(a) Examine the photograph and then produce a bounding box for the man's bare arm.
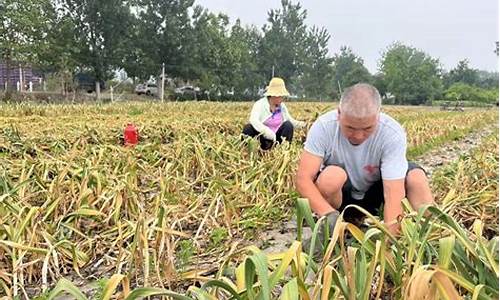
[382,179,405,234]
[295,150,335,217]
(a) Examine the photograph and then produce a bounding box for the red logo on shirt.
[364,165,379,174]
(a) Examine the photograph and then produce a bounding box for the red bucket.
[124,123,138,146]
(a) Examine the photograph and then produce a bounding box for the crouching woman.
[242,77,306,150]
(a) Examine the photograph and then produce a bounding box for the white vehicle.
[134,84,146,95]
[174,85,200,94]
[135,83,158,96]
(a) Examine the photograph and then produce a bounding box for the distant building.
[0,61,42,90]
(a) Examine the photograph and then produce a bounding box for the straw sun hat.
[264,77,290,97]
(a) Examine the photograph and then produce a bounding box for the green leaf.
[201,280,242,300]
[46,278,87,300]
[124,288,194,300]
[279,278,298,300]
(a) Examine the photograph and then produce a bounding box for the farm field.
[0,101,498,299]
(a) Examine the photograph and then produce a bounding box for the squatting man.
[295,83,434,237]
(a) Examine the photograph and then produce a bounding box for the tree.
[180,11,264,100]
[58,0,134,97]
[0,0,53,92]
[444,82,475,101]
[372,73,388,99]
[299,26,334,100]
[331,46,372,99]
[443,59,479,88]
[189,8,234,97]
[228,20,264,99]
[120,14,155,82]
[37,7,81,96]
[258,0,308,89]
[379,42,443,105]
[476,70,498,89]
[445,82,498,103]
[130,0,195,82]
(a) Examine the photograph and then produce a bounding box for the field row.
[24,130,500,299]
[0,102,497,298]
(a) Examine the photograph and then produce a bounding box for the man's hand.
[303,210,340,254]
[385,218,401,236]
[317,210,340,248]
[324,210,340,234]
[383,179,405,236]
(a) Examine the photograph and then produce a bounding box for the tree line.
[1,0,498,103]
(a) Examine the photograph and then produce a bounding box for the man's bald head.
[339,83,381,118]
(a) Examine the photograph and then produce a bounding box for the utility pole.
[272,65,275,78]
[160,63,165,102]
[95,81,101,100]
[19,65,23,92]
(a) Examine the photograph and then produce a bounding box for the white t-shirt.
[304,110,408,199]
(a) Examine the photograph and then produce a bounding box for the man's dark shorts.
[321,162,426,222]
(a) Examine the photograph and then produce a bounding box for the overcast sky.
[195,0,498,74]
